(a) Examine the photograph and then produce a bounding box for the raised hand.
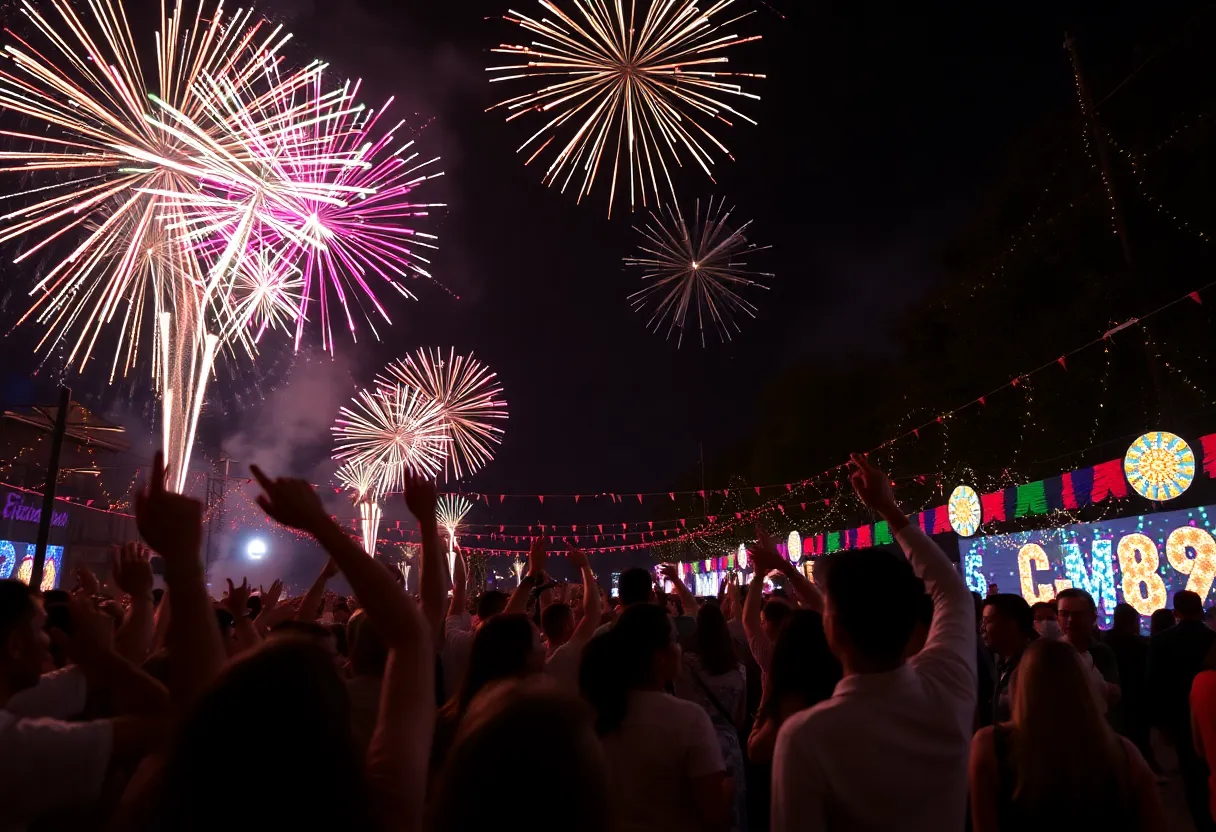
[848,452,899,515]
[250,465,329,534]
[260,578,284,617]
[658,562,680,583]
[747,525,785,576]
[74,566,101,597]
[111,542,154,599]
[567,543,590,571]
[52,595,116,665]
[135,452,202,560]
[221,578,251,618]
[527,536,548,578]
[403,472,438,527]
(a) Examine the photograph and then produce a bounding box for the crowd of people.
[1,451,1214,830]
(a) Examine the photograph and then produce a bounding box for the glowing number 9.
[1117,533,1169,616]
[1166,527,1216,606]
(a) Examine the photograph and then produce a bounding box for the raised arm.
[220,578,261,656]
[849,453,976,712]
[404,474,445,650]
[296,558,337,622]
[506,537,547,615]
[135,451,225,705]
[659,562,700,616]
[111,542,156,663]
[568,545,602,648]
[250,466,434,829]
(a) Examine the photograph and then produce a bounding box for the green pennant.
[1015,480,1048,517]
[874,520,892,545]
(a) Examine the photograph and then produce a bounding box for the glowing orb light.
[1124,431,1195,501]
[737,542,748,570]
[948,485,983,537]
[247,538,268,560]
[787,531,802,563]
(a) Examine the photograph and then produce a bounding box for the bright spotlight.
[247,538,268,560]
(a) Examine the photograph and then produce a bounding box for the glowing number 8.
[1117,533,1169,616]
[1166,527,1216,606]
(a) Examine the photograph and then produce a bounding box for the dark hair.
[1175,590,1204,619]
[446,613,536,716]
[541,602,574,642]
[245,594,262,619]
[983,594,1036,638]
[618,568,653,607]
[42,589,70,606]
[151,637,370,830]
[759,610,842,721]
[691,603,737,676]
[823,549,923,666]
[430,679,612,832]
[580,604,673,734]
[347,610,388,677]
[0,580,37,642]
[1112,603,1142,635]
[1030,602,1054,617]
[270,620,334,642]
[1056,588,1096,612]
[476,590,509,621]
[1150,608,1176,636]
[761,598,793,626]
[916,592,935,628]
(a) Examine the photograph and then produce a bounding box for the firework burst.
[332,383,450,489]
[437,494,473,540]
[381,348,508,481]
[487,0,764,216]
[625,196,771,347]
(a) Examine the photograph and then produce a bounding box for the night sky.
[2,0,1213,581]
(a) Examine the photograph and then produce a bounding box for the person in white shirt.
[771,453,977,832]
[543,546,602,691]
[0,581,168,831]
[582,603,731,832]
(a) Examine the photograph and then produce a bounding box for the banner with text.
[963,504,1215,629]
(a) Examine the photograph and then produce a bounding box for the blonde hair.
[1009,637,1126,807]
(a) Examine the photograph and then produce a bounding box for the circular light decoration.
[948,485,983,537]
[1124,431,1195,501]
[787,531,802,564]
[737,542,748,570]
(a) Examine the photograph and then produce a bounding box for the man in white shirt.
[542,546,602,691]
[771,453,976,832]
[0,581,168,831]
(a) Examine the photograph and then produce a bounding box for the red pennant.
[800,502,806,511]
[913,428,920,438]
[1190,291,1203,305]
[540,524,546,532]
[935,416,943,423]
[333,487,341,494]
[575,495,580,503]
[499,525,504,532]
[574,536,580,543]
[823,499,830,506]
[597,524,603,533]
[698,489,705,499]
[735,512,742,519]
[1056,356,1067,371]
[778,505,786,514]
[648,521,653,529]
[621,523,627,531]
[754,487,761,496]
[669,492,675,501]
[724,489,730,497]
[679,518,687,527]
[978,396,986,406]
[538,495,545,504]
[527,526,533,533]
[571,525,577,532]
[595,535,600,542]
[785,484,792,492]
[708,515,717,523]
[1011,377,1020,388]
[499,495,505,503]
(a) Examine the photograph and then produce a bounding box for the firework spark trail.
[625,196,772,347]
[437,493,473,584]
[381,348,508,481]
[487,0,764,216]
[332,382,450,491]
[337,458,386,555]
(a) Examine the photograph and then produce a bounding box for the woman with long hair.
[580,603,730,832]
[969,637,1165,831]
[747,610,841,763]
[675,603,748,832]
[431,613,543,775]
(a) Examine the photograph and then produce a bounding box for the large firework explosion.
[487,0,763,216]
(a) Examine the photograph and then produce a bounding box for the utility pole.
[204,456,231,572]
[31,386,70,590]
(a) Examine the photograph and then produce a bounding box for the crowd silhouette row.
[2,451,1213,831]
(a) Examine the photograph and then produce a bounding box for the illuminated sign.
[963,504,1216,628]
